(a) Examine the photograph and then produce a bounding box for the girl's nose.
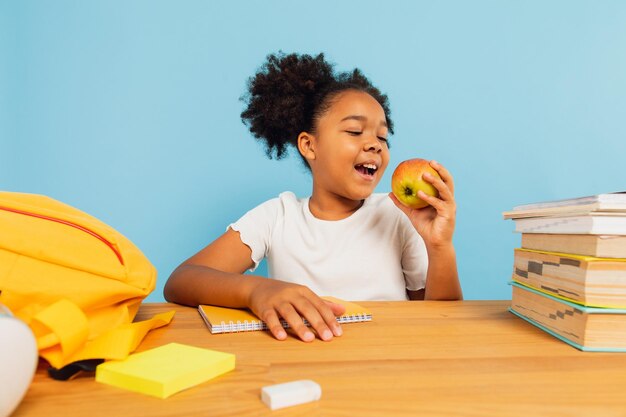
[364,135,382,152]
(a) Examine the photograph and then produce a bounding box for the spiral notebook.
[198,296,372,334]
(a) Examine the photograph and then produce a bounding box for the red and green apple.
[391,158,440,209]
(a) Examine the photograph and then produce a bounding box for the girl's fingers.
[319,300,345,337]
[293,298,339,341]
[275,302,316,342]
[429,160,455,195]
[260,309,288,341]
[423,172,453,202]
[417,190,446,212]
[250,281,341,342]
[323,299,347,316]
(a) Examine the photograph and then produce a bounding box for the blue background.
[2,1,625,302]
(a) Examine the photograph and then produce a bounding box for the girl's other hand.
[246,279,345,342]
[389,160,456,248]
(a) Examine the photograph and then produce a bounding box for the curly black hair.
[240,52,393,162]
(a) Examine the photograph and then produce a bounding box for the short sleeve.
[228,197,282,272]
[399,217,428,291]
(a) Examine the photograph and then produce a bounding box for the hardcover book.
[521,233,626,258]
[512,248,626,308]
[509,282,626,352]
[503,192,626,219]
[511,213,626,235]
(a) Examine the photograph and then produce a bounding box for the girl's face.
[303,90,390,203]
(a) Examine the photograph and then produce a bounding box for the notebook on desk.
[198,296,372,334]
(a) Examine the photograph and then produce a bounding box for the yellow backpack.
[0,191,173,374]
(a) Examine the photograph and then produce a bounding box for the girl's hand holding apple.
[389,159,456,249]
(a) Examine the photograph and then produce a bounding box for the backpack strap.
[27,299,174,369]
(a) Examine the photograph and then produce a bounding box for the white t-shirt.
[229,192,428,301]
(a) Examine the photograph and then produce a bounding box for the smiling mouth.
[355,163,378,179]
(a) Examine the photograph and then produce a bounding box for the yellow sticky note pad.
[95,343,235,398]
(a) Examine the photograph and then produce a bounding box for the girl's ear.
[297,132,316,161]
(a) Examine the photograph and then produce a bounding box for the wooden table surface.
[13,300,626,417]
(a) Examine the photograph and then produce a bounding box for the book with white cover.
[513,213,626,235]
[503,192,626,219]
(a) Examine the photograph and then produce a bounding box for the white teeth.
[362,163,377,170]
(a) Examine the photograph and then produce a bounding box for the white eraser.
[261,379,322,410]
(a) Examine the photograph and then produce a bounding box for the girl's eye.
[346,131,362,136]
[378,137,388,143]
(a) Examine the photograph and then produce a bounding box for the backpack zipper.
[0,205,125,265]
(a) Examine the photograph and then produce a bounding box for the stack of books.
[503,192,626,351]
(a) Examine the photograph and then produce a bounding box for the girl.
[164,52,462,343]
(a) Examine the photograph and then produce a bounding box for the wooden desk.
[14,301,626,416]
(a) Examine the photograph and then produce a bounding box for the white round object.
[0,306,38,417]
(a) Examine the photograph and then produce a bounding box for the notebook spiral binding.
[213,313,372,334]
